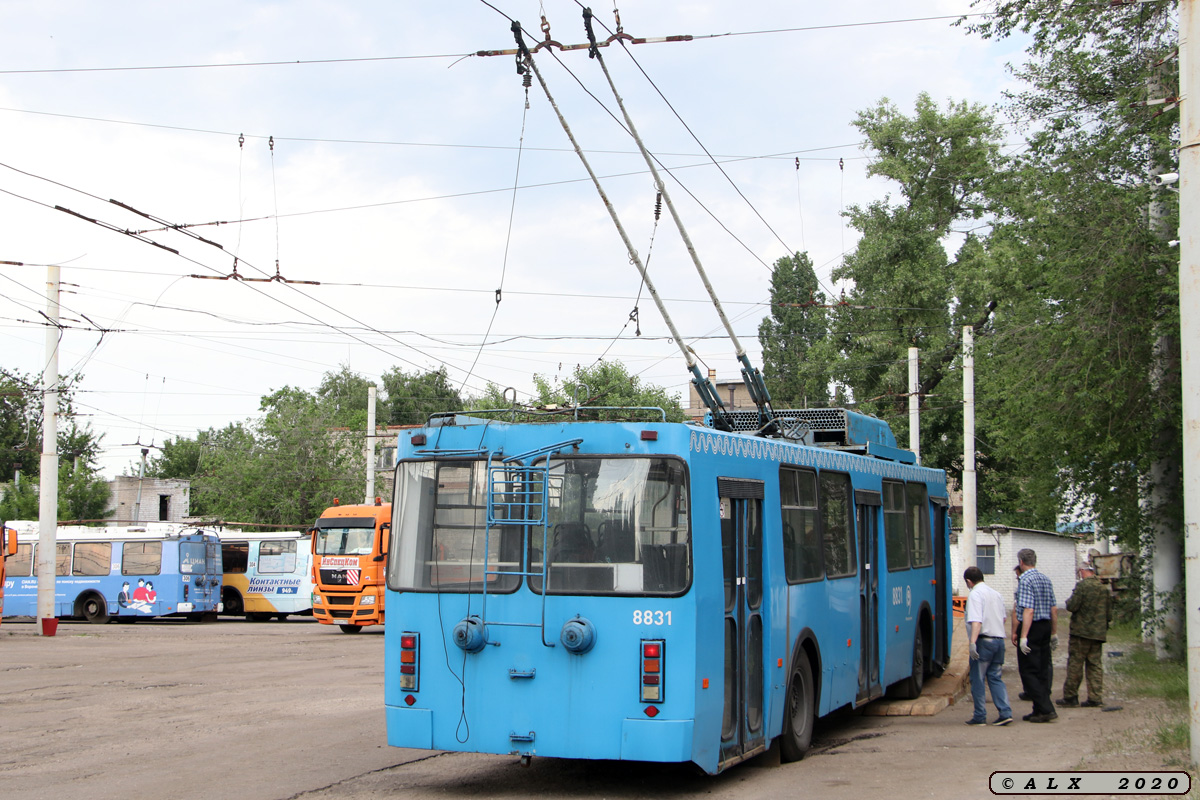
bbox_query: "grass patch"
[1107,627,1187,703]
[1104,622,1190,759]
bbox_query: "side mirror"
[5,528,15,558]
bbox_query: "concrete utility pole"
[36,264,60,636]
[961,327,977,569]
[1179,0,1200,767]
[908,347,920,463]
[132,447,150,524]
[364,385,377,504]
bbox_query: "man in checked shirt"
[1012,548,1059,722]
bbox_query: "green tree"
[316,364,382,430]
[757,252,833,407]
[823,94,1008,511]
[56,421,111,522]
[381,366,463,425]
[530,361,685,422]
[0,477,38,521]
[964,1,1179,544]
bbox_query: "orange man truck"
[310,499,391,633]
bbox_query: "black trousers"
[1016,618,1054,715]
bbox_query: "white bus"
[215,529,313,620]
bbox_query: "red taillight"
[400,632,420,692]
[640,639,664,704]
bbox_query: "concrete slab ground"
[860,616,969,717]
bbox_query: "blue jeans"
[970,637,1012,721]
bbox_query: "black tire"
[780,650,815,762]
[897,626,926,699]
[339,624,364,634]
[80,593,110,625]
[223,589,243,617]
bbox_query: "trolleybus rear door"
[718,479,766,768]
[855,491,883,703]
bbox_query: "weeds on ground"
[1107,621,1190,760]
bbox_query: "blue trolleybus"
[2,523,223,623]
[382,407,951,774]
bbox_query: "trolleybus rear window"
[530,457,689,596]
[388,457,690,596]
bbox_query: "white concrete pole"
[1179,0,1200,767]
[365,385,377,504]
[908,347,920,463]
[36,264,60,635]
[962,327,976,569]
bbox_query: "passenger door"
[718,478,766,768]
[856,492,882,703]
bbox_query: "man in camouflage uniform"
[1056,563,1113,708]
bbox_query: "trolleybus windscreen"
[388,457,689,596]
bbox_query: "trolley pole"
[908,347,920,463]
[962,327,976,569]
[36,264,60,636]
[1179,0,1200,767]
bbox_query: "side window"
[819,472,856,578]
[259,540,298,574]
[73,541,112,576]
[977,544,996,575]
[55,542,71,576]
[907,483,932,567]
[123,541,163,575]
[780,467,822,582]
[12,543,34,576]
[222,542,250,574]
[883,481,909,571]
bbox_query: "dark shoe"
[1022,712,1036,721]
[992,717,1013,726]
[1027,712,1058,723]
[965,718,988,726]
[1056,697,1079,707]
[1080,699,1103,708]
[1018,692,1031,701]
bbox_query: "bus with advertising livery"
[217,530,313,620]
[381,407,951,774]
[311,499,391,633]
[2,522,223,623]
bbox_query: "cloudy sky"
[0,1,1028,478]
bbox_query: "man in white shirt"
[964,565,1013,726]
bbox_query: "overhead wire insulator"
[654,191,662,221]
[238,133,245,149]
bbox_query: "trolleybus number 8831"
[633,610,672,625]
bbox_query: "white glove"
[969,642,979,660]
[1019,637,1031,655]
[1050,634,1059,651]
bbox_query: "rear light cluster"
[400,632,419,691]
[640,639,664,704]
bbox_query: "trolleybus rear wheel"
[222,588,243,616]
[80,592,110,624]
[780,650,815,761]
[339,624,363,634]
[898,626,925,699]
